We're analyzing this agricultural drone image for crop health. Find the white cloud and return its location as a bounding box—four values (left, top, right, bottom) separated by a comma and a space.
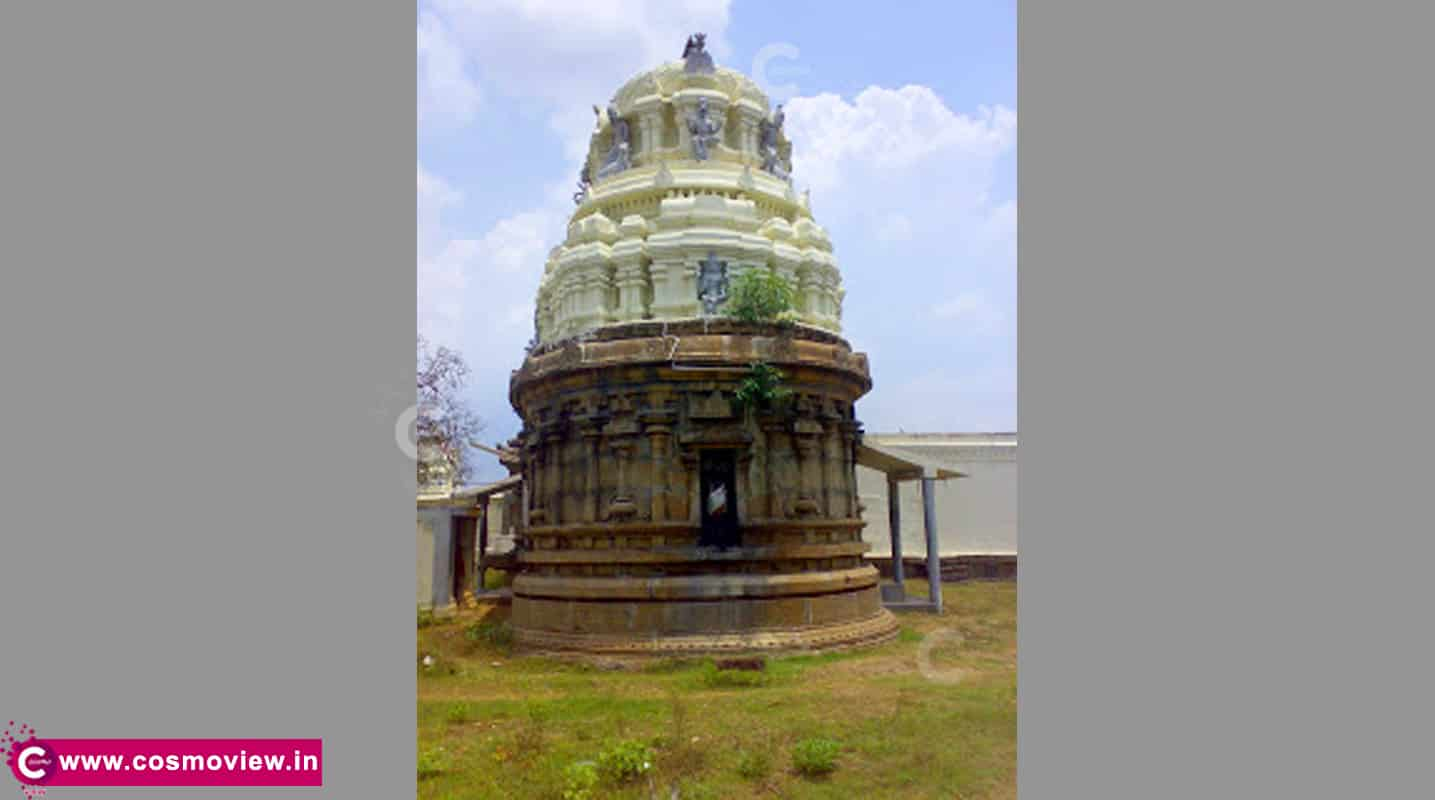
785, 86, 1014, 194
425, 0, 731, 150
417, 158, 580, 465
478, 210, 552, 275
781, 84, 1017, 282
417, 10, 481, 128
779, 85, 1016, 432
417, 163, 475, 345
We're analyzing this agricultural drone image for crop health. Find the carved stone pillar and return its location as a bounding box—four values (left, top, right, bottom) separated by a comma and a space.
642, 406, 676, 522
578, 417, 603, 523
526, 446, 545, 525
636, 115, 654, 163
792, 416, 823, 517
741, 118, 758, 161
612, 241, 648, 322
679, 448, 701, 525
536, 424, 564, 525
820, 401, 844, 519
603, 414, 641, 521
839, 419, 863, 519
759, 414, 786, 520
674, 99, 694, 158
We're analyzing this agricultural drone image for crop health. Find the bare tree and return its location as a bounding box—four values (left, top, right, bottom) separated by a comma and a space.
417, 334, 484, 488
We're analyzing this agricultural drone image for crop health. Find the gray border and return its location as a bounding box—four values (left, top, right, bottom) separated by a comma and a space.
0, 3, 413, 797
1022, 0, 1432, 796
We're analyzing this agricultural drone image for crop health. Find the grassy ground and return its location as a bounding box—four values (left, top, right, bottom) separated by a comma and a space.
417, 580, 1015, 799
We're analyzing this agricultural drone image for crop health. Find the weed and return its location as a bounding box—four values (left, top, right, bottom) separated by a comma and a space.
661, 690, 706, 778
463, 620, 514, 649
735, 748, 773, 782
560, 761, 598, 800
699, 660, 770, 688
726, 266, 795, 323
596, 739, 654, 784
445, 702, 472, 724
509, 703, 546, 759
791, 737, 841, 778
733, 362, 791, 412
417, 746, 452, 779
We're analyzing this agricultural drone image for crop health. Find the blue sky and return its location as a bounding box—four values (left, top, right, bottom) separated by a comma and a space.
418, 0, 1016, 482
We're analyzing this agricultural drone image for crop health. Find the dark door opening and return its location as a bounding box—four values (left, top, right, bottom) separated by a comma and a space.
451, 515, 476, 604
699, 449, 739, 549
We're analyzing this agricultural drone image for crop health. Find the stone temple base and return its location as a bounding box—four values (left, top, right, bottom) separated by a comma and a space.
507, 320, 893, 659
511, 568, 900, 657
514, 611, 900, 657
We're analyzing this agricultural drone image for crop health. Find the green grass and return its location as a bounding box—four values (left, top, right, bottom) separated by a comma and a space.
417, 580, 1016, 799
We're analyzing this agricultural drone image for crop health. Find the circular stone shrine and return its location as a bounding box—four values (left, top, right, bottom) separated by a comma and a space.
504, 34, 899, 656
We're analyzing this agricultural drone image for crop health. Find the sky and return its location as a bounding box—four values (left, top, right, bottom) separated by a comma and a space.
418, 0, 1016, 482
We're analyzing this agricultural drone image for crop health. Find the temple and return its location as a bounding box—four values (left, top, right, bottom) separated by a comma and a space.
501, 35, 901, 656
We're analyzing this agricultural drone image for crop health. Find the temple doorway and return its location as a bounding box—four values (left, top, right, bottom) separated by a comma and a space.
698, 449, 739, 549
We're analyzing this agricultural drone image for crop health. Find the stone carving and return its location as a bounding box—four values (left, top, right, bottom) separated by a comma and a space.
682, 33, 714, 74
690, 389, 733, 419
697, 250, 728, 314
595, 104, 631, 180
573, 162, 591, 206
758, 104, 790, 181
686, 98, 723, 161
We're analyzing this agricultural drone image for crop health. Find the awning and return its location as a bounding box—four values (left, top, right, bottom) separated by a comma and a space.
419, 474, 523, 509
452, 474, 523, 501
855, 442, 966, 482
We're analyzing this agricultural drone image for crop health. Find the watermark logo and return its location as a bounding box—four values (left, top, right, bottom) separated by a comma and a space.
3, 722, 51, 798
396, 404, 420, 460
915, 628, 967, 685
4, 729, 322, 793
750, 42, 807, 105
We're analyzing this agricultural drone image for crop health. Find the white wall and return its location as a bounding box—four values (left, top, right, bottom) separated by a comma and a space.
857, 433, 1017, 557
416, 513, 436, 607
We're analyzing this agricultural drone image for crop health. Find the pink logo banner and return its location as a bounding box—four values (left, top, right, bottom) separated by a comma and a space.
7, 737, 322, 788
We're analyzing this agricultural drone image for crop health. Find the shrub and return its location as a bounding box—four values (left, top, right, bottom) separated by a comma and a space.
736, 748, 773, 781
416, 746, 452, 779
898, 627, 924, 643
463, 620, 514, 648
791, 737, 841, 777
596, 739, 654, 784
561, 761, 599, 800
510, 704, 547, 759
726, 267, 795, 323
733, 362, 791, 412
445, 702, 472, 724
774, 308, 804, 326
699, 661, 770, 688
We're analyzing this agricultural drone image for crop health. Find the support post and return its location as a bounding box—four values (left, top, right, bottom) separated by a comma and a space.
887, 477, 904, 586
922, 477, 942, 614
477, 497, 490, 594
